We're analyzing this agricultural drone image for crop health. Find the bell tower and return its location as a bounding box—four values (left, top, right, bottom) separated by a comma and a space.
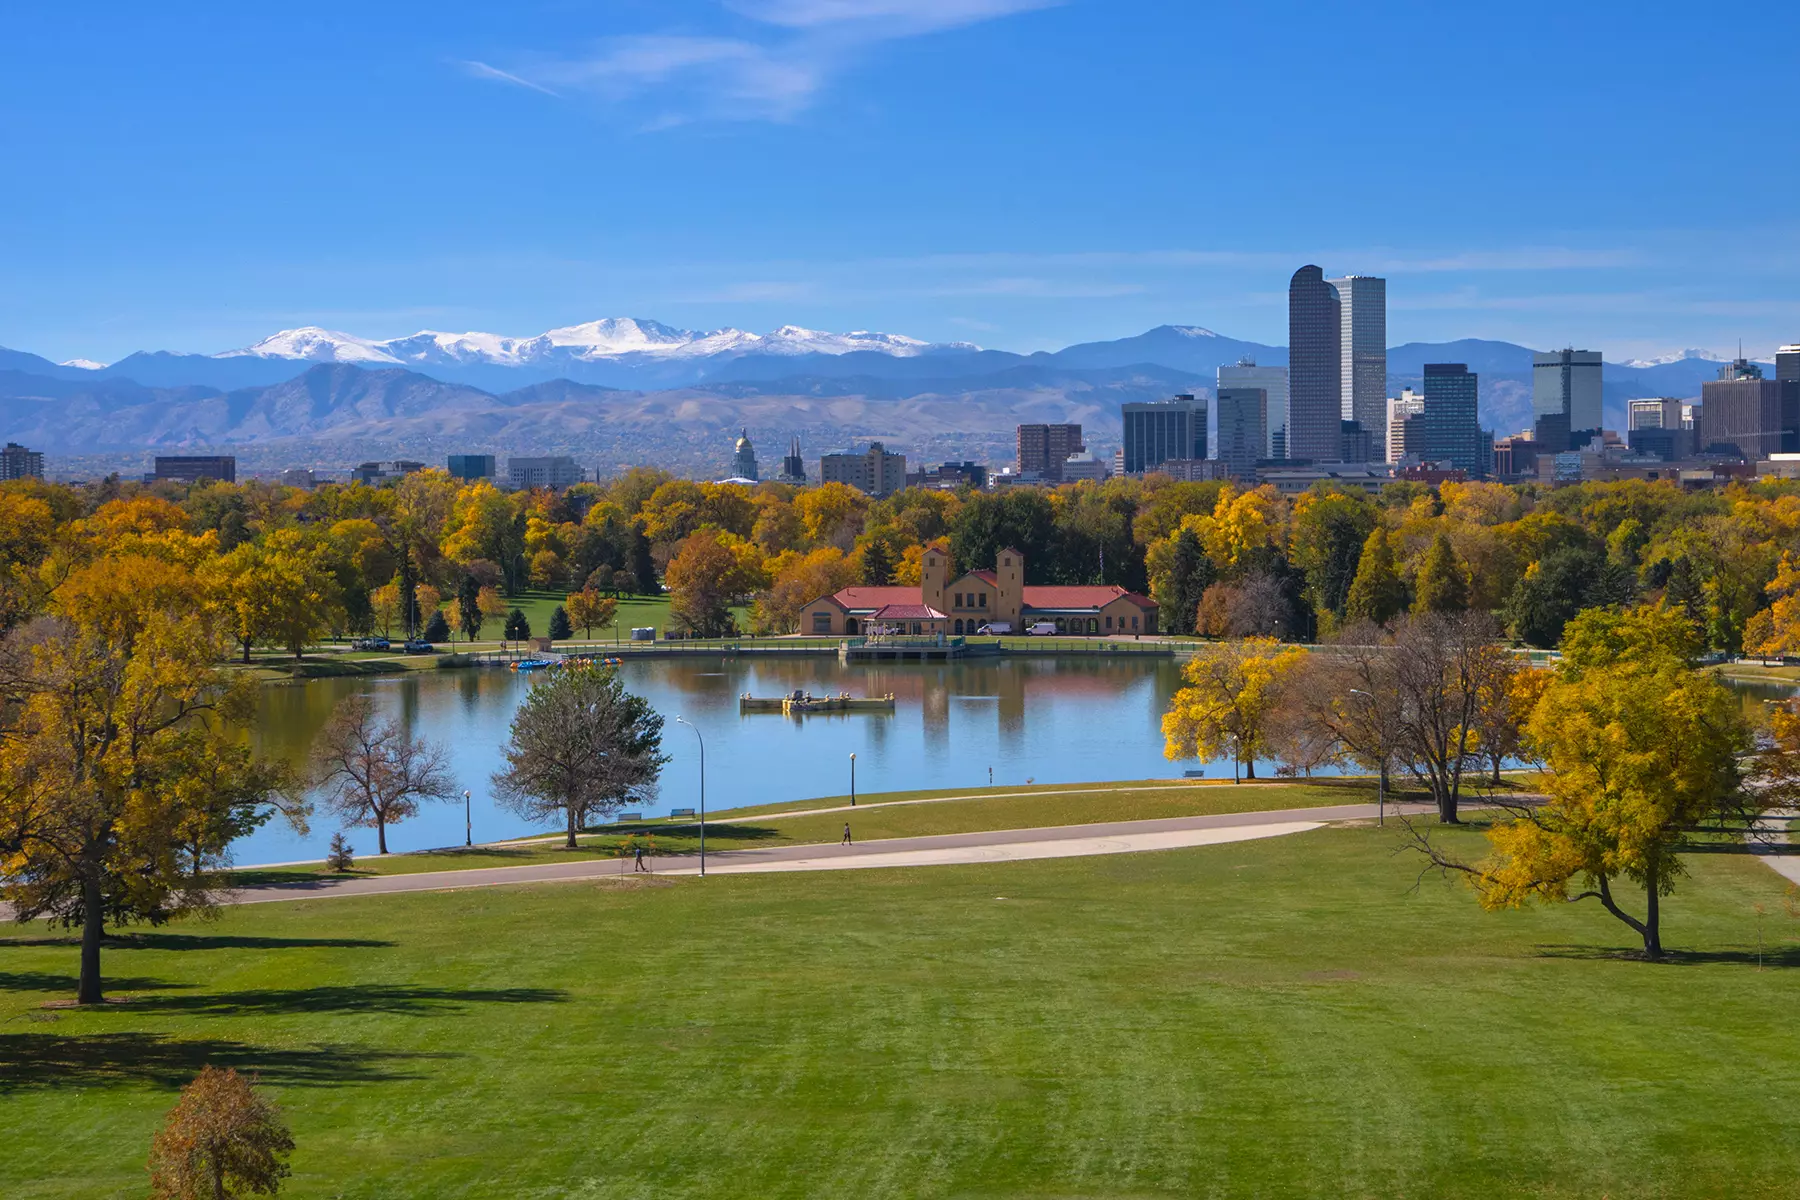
921, 541, 950, 613
996, 547, 1023, 627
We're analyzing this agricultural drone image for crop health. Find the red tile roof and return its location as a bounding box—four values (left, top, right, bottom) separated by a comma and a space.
869, 604, 947, 620
831, 586, 923, 611
965, 569, 998, 585
1021, 585, 1156, 611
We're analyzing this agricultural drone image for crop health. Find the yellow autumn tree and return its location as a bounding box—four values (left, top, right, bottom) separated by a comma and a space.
1161, 636, 1305, 779
1743, 552, 1800, 657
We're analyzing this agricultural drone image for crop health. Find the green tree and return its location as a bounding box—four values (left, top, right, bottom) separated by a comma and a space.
861, 537, 895, 586
456, 574, 484, 642
1343, 527, 1407, 625
1162, 526, 1216, 636
1506, 545, 1635, 649
148, 1066, 295, 1200
504, 608, 532, 641
491, 667, 668, 848
547, 605, 573, 641
1288, 490, 1376, 630
1412, 532, 1469, 614
422, 610, 450, 643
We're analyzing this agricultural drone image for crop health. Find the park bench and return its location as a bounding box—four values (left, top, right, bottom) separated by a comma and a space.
614, 813, 642, 823
670, 808, 697, 818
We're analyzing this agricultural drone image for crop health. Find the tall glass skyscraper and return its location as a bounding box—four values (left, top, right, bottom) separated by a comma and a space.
1422, 363, 1482, 473
1328, 274, 1387, 437
1532, 348, 1604, 434
1287, 265, 1342, 462
1214, 387, 1267, 481
1121, 395, 1207, 474
1217, 359, 1288, 460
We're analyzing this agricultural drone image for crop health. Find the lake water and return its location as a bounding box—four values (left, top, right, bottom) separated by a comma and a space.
240, 654, 1208, 864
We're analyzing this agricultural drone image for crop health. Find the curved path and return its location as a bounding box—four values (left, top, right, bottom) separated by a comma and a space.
226, 802, 1425, 907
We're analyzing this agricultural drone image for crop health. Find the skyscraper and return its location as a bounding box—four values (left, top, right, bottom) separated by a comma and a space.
1532, 348, 1604, 434
1016, 423, 1085, 481
1217, 360, 1288, 459
1386, 390, 1425, 463
447, 454, 496, 481
1779, 345, 1800, 453
1121, 395, 1207, 474
1287, 265, 1342, 461
1421, 364, 1482, 474
1328, 274, 1387, 432
0, 442, 44, 481
1214, 388, 1267, 481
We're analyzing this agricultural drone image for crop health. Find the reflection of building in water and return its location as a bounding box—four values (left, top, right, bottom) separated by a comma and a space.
921, 668, 951, 750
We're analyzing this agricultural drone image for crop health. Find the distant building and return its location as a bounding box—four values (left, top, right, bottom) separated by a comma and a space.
1340, 419, 1376, 465
447, 454, 496, 482
1257, 461, 1394, 495
1780, 345, 1800, 454
778, 437, 806, 484
1533, 348, 1604, 434
1121, 395, 1207, 475
821, 442, 906, 498
1016, 424, 1085, 483
907, 461, 989, 490
1700, 371, 1786, 459
278, 468, 317, 489
1218, 360, 1288, 459
154, 455, 236, 484
353, 460, 426, 486
1147, 459, 1228, 482
732, 430, 759, 482
1, 442, 44, 481
1287, 265, 1343, 462
1059, 452, 1109, 483
1386, 390, 1425, 463
1329, 274, 1387, 431
506, 456, 583, 491
1493, 435, 1536, 481
1627, 398, 1685, 431
1214, 386, 1267, 480
1421, 364, 1484, 475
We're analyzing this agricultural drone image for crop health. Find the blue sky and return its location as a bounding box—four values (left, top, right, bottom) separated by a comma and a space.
1, 0, 1795, 364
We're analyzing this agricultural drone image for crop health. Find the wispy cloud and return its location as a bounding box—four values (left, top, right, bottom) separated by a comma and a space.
462, 0, 1058, 124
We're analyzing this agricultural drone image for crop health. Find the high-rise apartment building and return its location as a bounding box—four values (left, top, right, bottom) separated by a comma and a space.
1015, 423, 1085, 482
1421, 364, 1482, 474
506, 456, 583, 491
1217, 360, 1288, 459
1214, 388, 1267, 481
1121, 395, 1207, 475
1, 442, 44, 481
1287, 265, 1342, 461
1328, 274, 1387, 432
1386, 390, 1425, 463
821, 442, 907, 497
1533, 348, 1604, 434
447, 454, 496, 481
154, 455, 236, 484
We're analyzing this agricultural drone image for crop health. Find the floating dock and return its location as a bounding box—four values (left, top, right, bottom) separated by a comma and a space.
739, 691, 897, 716
839, 636, 998, 663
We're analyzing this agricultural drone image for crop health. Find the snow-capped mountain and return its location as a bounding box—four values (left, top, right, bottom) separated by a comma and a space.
1620, 348, 1727, 369
219, 318, 977, 369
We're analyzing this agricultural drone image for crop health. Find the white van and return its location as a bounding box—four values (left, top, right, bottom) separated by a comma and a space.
1026, 621, 1058, 636
975, 621, 1011, 635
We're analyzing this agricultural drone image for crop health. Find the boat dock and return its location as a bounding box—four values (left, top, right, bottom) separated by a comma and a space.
839, 636, 998, 663
740, 691, 897, 716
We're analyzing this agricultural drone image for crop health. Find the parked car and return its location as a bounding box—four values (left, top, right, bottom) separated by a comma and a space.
352, 636, 390, 651
1026, 622, 1059, 636
402, 639, 434, 653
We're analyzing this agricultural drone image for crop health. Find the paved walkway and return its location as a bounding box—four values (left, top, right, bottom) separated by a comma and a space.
226, 802, 1424, 907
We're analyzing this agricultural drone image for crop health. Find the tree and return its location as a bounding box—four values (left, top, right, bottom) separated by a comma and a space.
369, 580, 403, 637
665, 529, 757, 637
861, 537, 895, 586
1421, 605, 1753, 959
1468, 653, 1552, 785
1288, 490, 1376, 631
566, 588, 619, 638
456, 575, 483, 642
1391, 611, 1501, 823
0, 557, 297, 1004
1292, 622, 1407, 795
1506, 545, 1635, 649
1161, 637, 1305, 779
208, 531, 339, 661
148, 1066, 295, 1200
630, 530, 658, 595
310, 692, 454, 854
1343, 527, 1406, 626
750, 547, 859, 634
1412, 532, 1469, 614
478, 585, 508, 631
504, 608, 532, 642
325, 832, 355, 872
1151, 525, 1215, 636
492, 667, 668, 848
547, 605, 573, 641
421, 610, 450, 643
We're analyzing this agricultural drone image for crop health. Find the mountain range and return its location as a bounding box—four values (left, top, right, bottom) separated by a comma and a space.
0, 319, 1772, 475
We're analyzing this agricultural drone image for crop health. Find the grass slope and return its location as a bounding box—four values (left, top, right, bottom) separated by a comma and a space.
5, 823, 1799, 1198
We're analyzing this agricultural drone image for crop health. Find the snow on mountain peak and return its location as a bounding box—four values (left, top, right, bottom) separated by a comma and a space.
60, 358, 108, 371
1622, 348, 1726, 369
220, 326, 402, 365
1170, 326, 1221, 339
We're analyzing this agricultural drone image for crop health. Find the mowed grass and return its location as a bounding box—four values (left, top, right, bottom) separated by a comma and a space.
230, 779, 1406, 882
7, 822, 1800, 1198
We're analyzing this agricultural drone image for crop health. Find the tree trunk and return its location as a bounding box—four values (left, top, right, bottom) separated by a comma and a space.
1243, 756, 1256, 780
1643, 860, 1663, 960
1491, 753, 1503, 786
376, 817, 389, 855
78, 874, 105, 1005
242, 638, 253, 664
565, 807, 578, 850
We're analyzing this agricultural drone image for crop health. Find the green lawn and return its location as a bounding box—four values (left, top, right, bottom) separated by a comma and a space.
7, 822, 1800, 1197
229, 779, 1400, 883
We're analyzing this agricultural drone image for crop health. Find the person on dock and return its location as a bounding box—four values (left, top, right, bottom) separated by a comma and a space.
841, 823, 853, 846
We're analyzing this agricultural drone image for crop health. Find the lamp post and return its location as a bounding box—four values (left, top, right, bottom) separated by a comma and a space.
674, 716, 706, 876
849, 752, 857, 806
463, 790, 471, 846
1228, 733, 1240, 785
1349, 689, 1384, 826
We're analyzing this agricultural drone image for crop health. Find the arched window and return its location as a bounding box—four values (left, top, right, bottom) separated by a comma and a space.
953, 619, 964, 635
845, 618, 859, 634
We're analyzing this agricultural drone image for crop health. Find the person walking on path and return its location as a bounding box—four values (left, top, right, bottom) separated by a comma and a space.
841, 823, 853, 846
633, 845, 647, 872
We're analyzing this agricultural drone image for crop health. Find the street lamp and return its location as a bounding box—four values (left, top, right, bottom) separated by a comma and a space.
463, 790, 471, 846
1349, 689, 1384, 826
674, 716, 706, 876
1227, 733, 1240, 785
849, 752, 857, 806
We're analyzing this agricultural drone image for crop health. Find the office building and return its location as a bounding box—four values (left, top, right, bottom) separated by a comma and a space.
1699, 373, 1785, 459
730, 430, 759, 482
1058, 453, 1109, 483
1533, 348, 1604, 435
907, 461, 988, 490
154, 455, 236, 484
1217, 360, 1288, 459
1016, 423, 1085, 482
1421, 364, 1483, 474
447, 454, 496, 482
353, 460, 426, 486
1287, 265, 1343, 461
278, 468, 316, 489
1214, 387, 1267, 480
821, 442, 907, 497
1340, 420, 1376, 465
1328, 275, 1387, 431
1121, 395, 1207, 474
1779, 346, 1800, 455
506, 456, 583, 491
1626, 399, 1690, 460
1387, 390, 1425, 462
1256, 461, 1394, 495
1, 442, 44, 481
778, 437, 806, 484
1627, 398, 1684, 431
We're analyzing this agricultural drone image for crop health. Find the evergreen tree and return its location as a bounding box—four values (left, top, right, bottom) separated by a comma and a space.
422, 610, 451, 643
548, 605, 573, 641
1344, 527, 1406, 625
457, 575, 484, 642
631, 531, 658, 595
861, 538, 895, 586
504, 608, 532, 641
1413, 532, 1469, 614
1166, 526, 1216, 636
